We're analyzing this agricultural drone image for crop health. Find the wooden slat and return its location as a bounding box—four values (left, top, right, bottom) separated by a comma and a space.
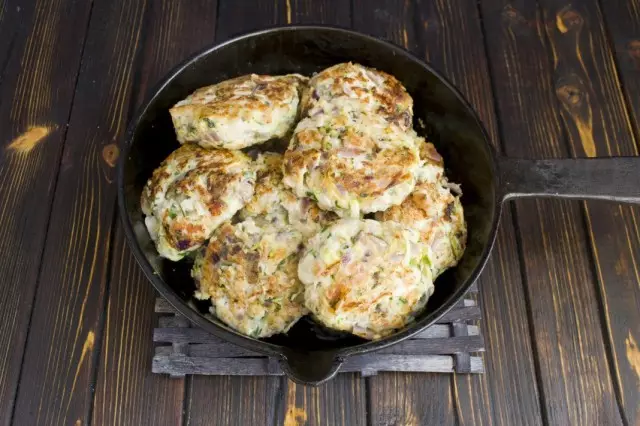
10, 0, 151, 424
436, 305, 481, 323
578, 2, 640, 424
542, 1, 640, 424
343, 355, 484, 374
152, 354, 484, 375
416, 323, 480, 338
480, 0, 627, 424
92, 230, 185, 425
276, 375, 366, 426
10, 0, 215, 424
185, 376, 280, 426
598, 0, 640, 138
286, 0, 351, 26
355, 1, 543, 425
0, 0, 93, 424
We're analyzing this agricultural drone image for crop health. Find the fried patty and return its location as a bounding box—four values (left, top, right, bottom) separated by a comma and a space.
192, 218, 307, 338
282, 105, 421, 217
170, 73, 308, 149
298, 218, 434, 340
141, 144, 255, 260
301, 62, 413, 131
376, 179, 466, 278
239, 152, 337, 238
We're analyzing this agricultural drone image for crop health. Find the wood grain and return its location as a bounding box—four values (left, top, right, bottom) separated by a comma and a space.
598, 0, 640, 139
355, 1, 543, 424
539, 1, 640, 424
480, 0, 627, 424
185, 376, 280, 426
10, 0, 152, 423
92, 227, 184, 426
8, 0, 213, 423
586, 1, 640, 424
275, 377, 366, 426
0, 0, 93, 424
285, 0, 350, 26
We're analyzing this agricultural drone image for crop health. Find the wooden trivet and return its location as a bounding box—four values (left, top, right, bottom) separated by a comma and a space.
152, 284, 483, 377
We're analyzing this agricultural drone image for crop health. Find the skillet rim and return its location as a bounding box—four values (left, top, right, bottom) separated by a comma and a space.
116, 24, 502, 360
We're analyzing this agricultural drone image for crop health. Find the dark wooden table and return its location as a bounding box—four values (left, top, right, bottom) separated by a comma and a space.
1, 0, 639, 425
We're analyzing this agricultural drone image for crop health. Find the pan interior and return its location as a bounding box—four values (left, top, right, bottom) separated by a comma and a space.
121, 27, 498, 352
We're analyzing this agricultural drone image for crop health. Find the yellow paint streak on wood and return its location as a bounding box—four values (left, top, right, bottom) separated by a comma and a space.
556, 7, 569, 33
626, 332, 640, 382
402, 28, 408, 48
285, 0, 292, 24
65, 330, 95, 413
7, 126, 54, 154
575, 117, 596, 157
283, 380, 307, 426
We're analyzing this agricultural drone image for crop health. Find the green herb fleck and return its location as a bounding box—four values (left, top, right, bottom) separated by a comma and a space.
204, 118, 216, 128
399, 297, 408, 304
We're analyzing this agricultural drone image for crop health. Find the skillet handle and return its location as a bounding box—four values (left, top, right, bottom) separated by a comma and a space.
498, 156, 640, 204
279, 349, 342, 385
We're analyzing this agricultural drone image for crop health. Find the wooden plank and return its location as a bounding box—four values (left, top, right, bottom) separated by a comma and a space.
92, 229, 185, 425
185, 376, 281, 426
573, 2, 640, 424
152, 354, 484, 375
0, 0, 93, 424
285, 0, 351, 26
343, 355, 484, 374
598, 0, 640, 138
355, 1, 543, 425
541, 1, 640, 424
276, 376, 366, 426
10, 0, 151, 424
480, 0, 627, 424
10, 0, 213, 424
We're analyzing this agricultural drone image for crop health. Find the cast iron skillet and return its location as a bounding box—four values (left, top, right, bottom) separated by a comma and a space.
118, 26, 640, 385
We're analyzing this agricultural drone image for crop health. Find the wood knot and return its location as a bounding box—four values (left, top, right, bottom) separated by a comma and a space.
102, 143, 119, 167
555, 78, 586, 108
556, 6, 583, 33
